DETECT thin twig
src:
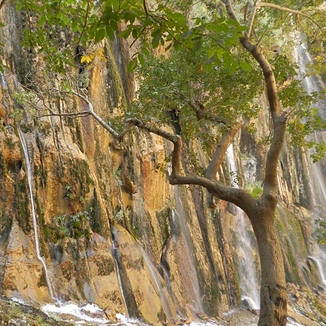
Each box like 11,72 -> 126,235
257,2 -> 324,30
76,0 -> 91,46
38,111 -> 90,118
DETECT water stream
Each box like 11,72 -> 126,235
307,256 -> 326,288
18,127 -> 55,301
111,228 -> 130,316
139,247 -> 175,322
296,39 -> 326,282
226,144 -> 260,310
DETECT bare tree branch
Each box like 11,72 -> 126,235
246,0 -> 260,39
205,122 -> 243,180
187,100 -> 229,125
71,90 -> 122,138
222,0 -> 288,199
38,111 -> 91,118
263,111 -> 288,197
257,2 -> 324,30
222,0 -> 281,120
69,89 -> 254,209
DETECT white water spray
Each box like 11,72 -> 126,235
42,302 -> 110,324
226,144 -> 260,310
307,256 -> 326,288
18,127 -> 55,301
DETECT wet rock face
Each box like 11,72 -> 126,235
0,221 -> 51,304
0,1 -> 326,324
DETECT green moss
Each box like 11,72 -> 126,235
155,208 -> 170,241
245,182 -> 263,198
68,160 -> 93,198
276,206 -> 308,262
36,121 -> 51,136
44,211 -> 92,243
0,153 -> 5,178
157,308 -> 167,323
313,297 -> 326,317
37,269 -> 48,288
88,195 -> 103,234
0,297 -> 74,325
105,45 -> 127,109
14,180 -> 31,233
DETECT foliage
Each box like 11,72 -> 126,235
7,1 -> 326,324
134,43 -> 261,132
11,0 -> 326,158
245,182 -> 263,199
14,0 -> 246,73
316,218 -> 326,245
0,22 -> 7,73
49,211 -> 91,241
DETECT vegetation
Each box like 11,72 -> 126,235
316,218 -> 326,245
4,0 -> 326,325
44,211 -> 91,243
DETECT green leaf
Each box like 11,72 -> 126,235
95,28 -> 106,43
16,2 -> 23,11
38,15 -> 47,26
240,61 -> 251,72
179,29 -> 193,41
119,28 -> 132,39
138,53 -> 145,67
169,12 -> 187,27
128,58 -> 138,72
152,29 -> 162,48
141,44 -> 150,57
207,46 -> 218,59
229,61 -> 238,74
105,25 -> 114,40
193,39 -> 202,52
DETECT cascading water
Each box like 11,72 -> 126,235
226,144 -> 260,310
18,127 -> 55,301
173,187 -> 204,312
307,256 -> 326,288
139,247 -> 175,322
296,39 -> 326,282
112,245 -> 130,317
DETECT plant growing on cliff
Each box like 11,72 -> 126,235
9,0 -> 326,325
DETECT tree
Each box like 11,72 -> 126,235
8,0 -> 326,325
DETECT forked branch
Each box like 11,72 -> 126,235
205,122 -> 243,180
71,90 -> 254,209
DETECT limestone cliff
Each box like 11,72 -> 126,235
0,1 -> 325,325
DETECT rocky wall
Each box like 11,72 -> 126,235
0,1 -> 325,325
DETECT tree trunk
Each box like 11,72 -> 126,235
249,203 -> 287,326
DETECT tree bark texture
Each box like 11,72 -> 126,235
248,201 -> 287,326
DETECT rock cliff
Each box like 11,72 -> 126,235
0,1 -> 325,325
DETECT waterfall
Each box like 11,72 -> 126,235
296,41 -> 326,120
18,127 -> 55,301
139,247 -> 175,322
112,247 -> 130,316
226,144 -> 260,310
296,40 -> 326,276
173,188 -> 204,312
307,256 -> 326,288
42,302 -> 110,324
111,229 -> 130,316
